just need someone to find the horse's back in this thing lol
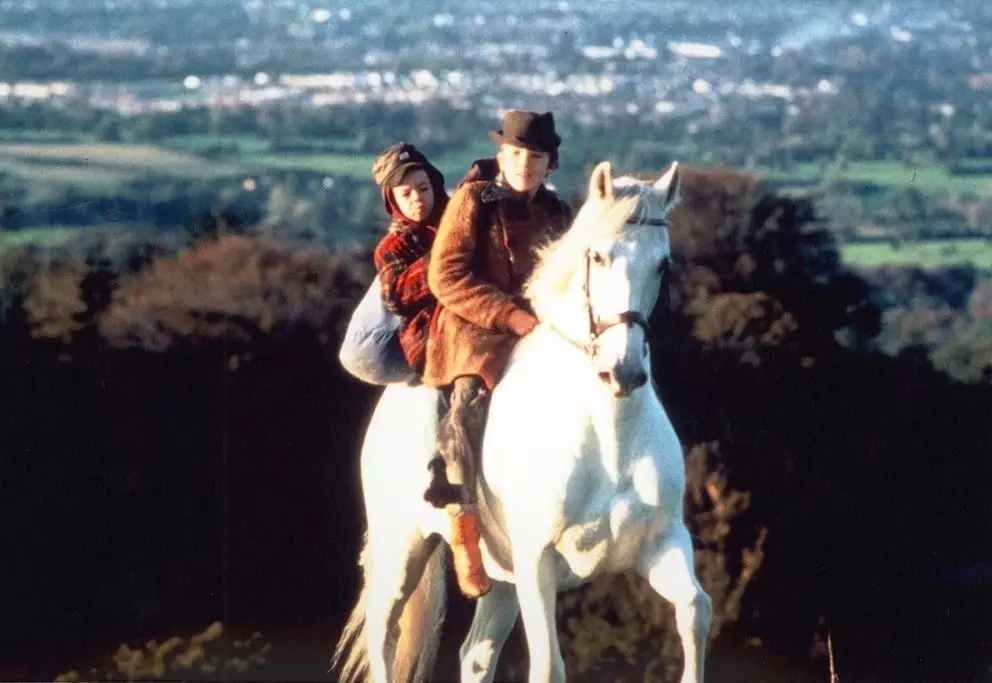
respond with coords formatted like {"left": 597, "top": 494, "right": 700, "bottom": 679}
{"left": 360, "top": 383, "right": 440, "bottom": 528}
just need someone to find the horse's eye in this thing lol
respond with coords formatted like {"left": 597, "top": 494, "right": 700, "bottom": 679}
{"left": 591, "top": 252, "right": 606, "bottom": 266}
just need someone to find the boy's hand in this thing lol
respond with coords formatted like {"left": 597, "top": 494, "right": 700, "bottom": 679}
{"left": 507, "top": 310, "right": 538, "bottom": 336}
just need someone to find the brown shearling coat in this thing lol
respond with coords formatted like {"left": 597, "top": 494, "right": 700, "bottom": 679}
{"left": 424, "top": 179, "right": 573, "bottom": 390}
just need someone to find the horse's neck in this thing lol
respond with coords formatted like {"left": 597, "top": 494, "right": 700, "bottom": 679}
{"left": 513, "top": 318, "right": 655, "bottom": 479}
{"left": 588, "top": 383, "right": 655, "bottom": 478}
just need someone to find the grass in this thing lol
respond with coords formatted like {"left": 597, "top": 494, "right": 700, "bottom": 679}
{"left": 0, "top": 142, "right": 245, "bottom": 181}
{"left": 763, "top": 161, "right": 992, "bottom": 197}
{"left": 162, "top": 134, "right": 271, "bottom": 155}
{"left": 0, "top": 157, "right": 133, "bottom": 189}
{"left": 0, "top": 226, "right": 86, "bottom": 250}
{"left": 0, "top": 224, "right": 173, "bottom": 253}
{"left": 242, "top": 140, "right": 498, "bottom": 182}
{"left": 0, "top": 142, "right": 199, "bottom": 165}
{"left": 0, "top": 135, "right": 504, "bottom": 188}
{"left": 429, "top": 140, "right": 495, "bottom": 181}
{"left": 832, "top": 161, "right": 992, "bottom": 196}
{"left": 0, "top": 129, "right": 91, "bottom": 142}
{"left": 243, "top": 152, "right": 374, "bottom": 177}
{"left": 841, "top": 237, "right": 992, "bottom": 270}
{"left": 1, "top": 136, "right": 987, "bottom": 274}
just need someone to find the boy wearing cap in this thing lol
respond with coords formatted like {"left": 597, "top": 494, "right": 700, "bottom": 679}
{"left": 421, "top": 111, "right": 574, "bottom": 598}
{"left": 339, "top": 142, "right": 449, "bottom": 382}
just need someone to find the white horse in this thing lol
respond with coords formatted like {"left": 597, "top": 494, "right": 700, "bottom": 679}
{"left": 333, "top": 161, "right": 712, "bottom": 683}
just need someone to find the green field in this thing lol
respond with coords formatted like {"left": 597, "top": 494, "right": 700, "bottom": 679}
{"left": 0, "top": 226, "right": 84, "bottom": 250}
{"left": 0, "top": 137, "right": 489, "bottom": 193}
{"left": 0, "top": 157, "right": 134, "bottom": 189}
{"left": 765, "top": 161, "right": 992, "bottom": 197}
{"left": 0, "top": 142, "right": 215, "bottom": 167}
{"left": 0, "top": 224, "right": 171, "bottom": 254}
{"left": 0, "top": 129, "right": 91, "bottom": 143}
{"left": 430, "top": 140, "right": 494, "bottom": 181}
{"left": 841, "top": 238, "right": 992, "bottom": 270}
{"left": 163, "top": 133, "right": 371, "bottom": 177}
{"left": 0, "top": 138, "right": 380, "bottom": 185}
{"left": 4, "top": 138, "right": 991, "bottom": 197}
{"left": 245, "top": 152, "right": 373, "bottom": 177}
{"left": 0, "top": 142, "right": 245, "bottom": 187}
{"left": 162, "top": 134, "right": 271, "bottom": 155}
{"left": 2, "top": 138, "right": 990, "bottom": 275}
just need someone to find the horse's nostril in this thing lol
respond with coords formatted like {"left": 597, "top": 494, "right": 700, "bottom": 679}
{"left": 598, "top": 371, "right": 612, "bottom": 385}
{"left": 633, "top": 371, "right": 647, "bottom": 387}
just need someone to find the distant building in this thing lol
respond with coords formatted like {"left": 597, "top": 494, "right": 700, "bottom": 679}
{"left": 969, "top": 74, "right": 992, "bottom": 91}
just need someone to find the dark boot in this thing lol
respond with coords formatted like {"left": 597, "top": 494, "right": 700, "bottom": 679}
{"left": 424, "top": 377, "right": 488, "bottom": 508}
{"left": 423, "top": 455, "right": 462, "bottom": 509}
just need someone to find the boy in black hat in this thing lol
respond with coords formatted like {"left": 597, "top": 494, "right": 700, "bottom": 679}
{"left": 420, "top": 110, "right": 573, "bottom": 598}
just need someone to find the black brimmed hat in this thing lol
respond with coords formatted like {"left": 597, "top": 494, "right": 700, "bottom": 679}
{"left": 488, "top": 110, "right": 562, "bottom": 161}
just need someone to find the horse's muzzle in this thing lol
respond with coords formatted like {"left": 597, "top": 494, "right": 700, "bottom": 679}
{"left": 598, "top": 367, "right": 648, "bottom": 397}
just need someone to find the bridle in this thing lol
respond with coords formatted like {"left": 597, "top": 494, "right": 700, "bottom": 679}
{"left": 551, "top": 210, "right": 670, "bottom": 359}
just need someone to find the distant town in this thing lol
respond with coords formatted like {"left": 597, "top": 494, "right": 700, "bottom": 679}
{"left": 1, "top": 0, "right": 990, "bottom": 130}
{"left": 1, "top": 0, "right": 991, "bottom": 251}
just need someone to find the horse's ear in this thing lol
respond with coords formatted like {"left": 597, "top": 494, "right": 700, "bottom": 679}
{"left": 654, "top": 161, "right": 681, "bottom": 207}
{"left": 589, "top": 161, "right": 614, "bottom": 202}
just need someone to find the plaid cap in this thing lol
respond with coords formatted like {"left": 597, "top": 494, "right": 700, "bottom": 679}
{"left": 372, "top": 142, "right": 431, "bottom": 188}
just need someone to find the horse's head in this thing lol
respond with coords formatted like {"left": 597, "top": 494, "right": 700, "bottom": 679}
{"left": 527, "top": 160, "right": 681, "bottom": 398}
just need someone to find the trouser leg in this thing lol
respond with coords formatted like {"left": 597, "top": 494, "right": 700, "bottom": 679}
{"left": 426, "top": 375, "right": 492, "bottom": 599}
{"left": 438, "top": 375, "right": 489, "bottom": 505}
{"left": 424, "top": 375, "right": 490, "bottom": 509}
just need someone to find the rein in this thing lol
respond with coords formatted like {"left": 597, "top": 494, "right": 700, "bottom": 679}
{"left": 548, "top": 212, "right": 668, "bottom": 358}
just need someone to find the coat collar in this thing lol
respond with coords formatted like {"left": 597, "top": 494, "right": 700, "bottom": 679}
{"left": 481, "top": 172, "right": 553, "bottom": 205}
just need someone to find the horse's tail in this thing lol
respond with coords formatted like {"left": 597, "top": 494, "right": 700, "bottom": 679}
{"left": 331, "top": 535, "right": 372, "bottom": 683}
{"left": 331, "top": 534, "right": 448, "bottom": 683}
{"left": 394, "top": 542, "right": 447, "bottom": 683}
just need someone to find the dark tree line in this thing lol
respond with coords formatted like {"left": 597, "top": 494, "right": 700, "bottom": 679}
{"left": 0, "top": 165, "right": 989, "bottom": 680}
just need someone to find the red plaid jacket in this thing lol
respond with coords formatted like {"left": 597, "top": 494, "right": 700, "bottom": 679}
{"left": 373, "top": 222, "right": 438, "bottom": 373}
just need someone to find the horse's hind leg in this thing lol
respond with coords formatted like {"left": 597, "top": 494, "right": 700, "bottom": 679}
{"left": 365, "top": 530, "right": 440, "bottom": 682}
{"left": 636, "top": 522, "right": 713, "bottom": 683}
{"left": 459, "top": 580, "right": 519, "bottom": 683}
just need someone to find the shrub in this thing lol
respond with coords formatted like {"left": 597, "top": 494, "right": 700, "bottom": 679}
{"left": 55, "top": 622, "right": 271, "bottom": 682}
{"left": 22, "top": 260, "right": 90, "bottom": 343}
{"left": 99, "top": 234, "right": 371, "bottom": 352}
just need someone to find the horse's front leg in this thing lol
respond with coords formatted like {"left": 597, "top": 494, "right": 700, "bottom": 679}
{"left": 514, "top": 545, "right": 565, "bottom": 683}
{"left": 459, "top": 580, "right": 519, "bottom": 683}
{"left": 636, "top": 522, "right": 712, "bottom": 683}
